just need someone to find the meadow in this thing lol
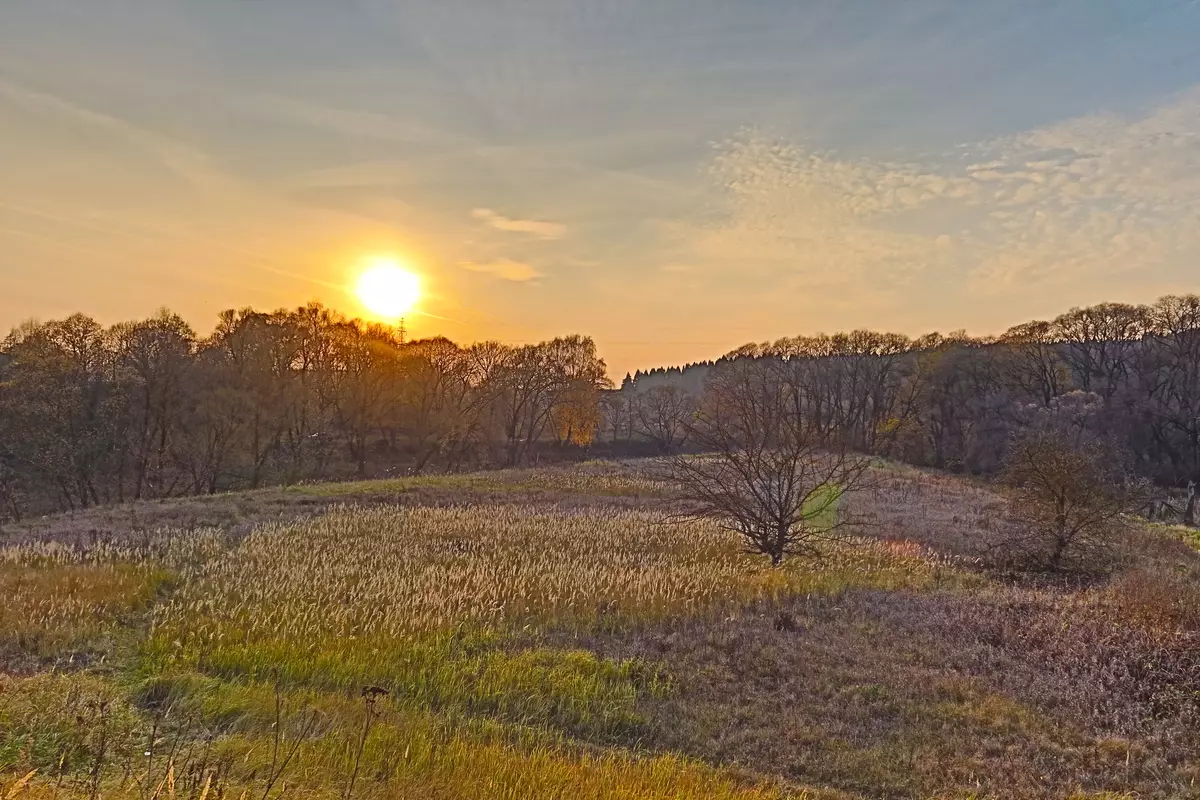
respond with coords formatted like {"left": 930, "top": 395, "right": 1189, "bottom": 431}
{"left": 2, "top": 461, "right": 1199, "bottom": 800}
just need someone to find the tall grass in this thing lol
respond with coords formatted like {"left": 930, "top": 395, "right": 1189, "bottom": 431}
{"left": 136, "top": 505, "right": 943, "bottom": 738}
{"left": 151, "top": 505, "right": 945, "bottom": 643}
{"left": 0, "top": 468, "right": 960, "bottom": 800}
{"left": 1, "top": 673, "right": 802, "bottom": 800}
{"left": 0, "top": 562, "right": 169, "bottom": 662}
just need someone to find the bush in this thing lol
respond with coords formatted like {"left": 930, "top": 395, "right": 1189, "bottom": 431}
{"left": 993, "top": 430, "right": 1150, "bottom": 572}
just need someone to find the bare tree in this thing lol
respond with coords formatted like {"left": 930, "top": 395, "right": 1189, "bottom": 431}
{"left": 1000, "top": 320, "right": 1067, "bottom": 407}
{"left": 668, "top": 359, "right": 871, "bottom": 566}
{"left": 995, "top": 429, "right": 1150, "bottom": 572}
{"left": 1053, "top": 302, "right": 1148, "bottom": 398}
{"left": 635, "top": 385, "right": 696, "bottom": 453}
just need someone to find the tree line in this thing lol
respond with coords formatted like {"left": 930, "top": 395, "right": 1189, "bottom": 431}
{"left": 603, "top": 294, "right": 1200, "bottom": 515}
{"left": 0, "top": 304, "right": 608, "bottom": 519}
{"left": 3, "top": 292, "right": 1198, "bottom": 524}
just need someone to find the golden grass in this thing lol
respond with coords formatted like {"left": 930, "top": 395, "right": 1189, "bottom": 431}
{"left": 0, "top": 673, "right": 806, "bottom": 800}
{"left": 131, "top": 505, "right": 948, "bottom": 736}
{"left": 0, "top": 562, "right": 167, "bottom": 659}
{"left": 151, "top": 505, "right": 946, "bottom": 645}
{"left": 0, "top": 467, "right": 961, "bottom": 800}
{"left": 2, "top": 751, "right": 794, "bottom": 800}
{"left": 2, "top": 770, "right": 36, "bottom": 800}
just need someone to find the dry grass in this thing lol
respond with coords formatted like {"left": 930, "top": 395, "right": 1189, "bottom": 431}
{"left": 295, "top": 461, "right": 668, "bottom": 500}
{"left": 0, "top": 562, "right": 168, "bottom": 670}
{"left": 582, "top": 583, "right": 1200, "bottom": 798}
{"left": 849, "top": 468, "right": 1006, "bottom": 561}
{"left": 151, "top": 505, "right": 947, "bottom": 641}
{"left": 2, "top": 459, "right": 1198, "bottom": 800}
{"left": 0, "top": 672, "right": 806, "bottom": 800}
{"left": 0, "top": 463, "right": 664, "bottom": 550}
{"left": 132, "top": 504, "right": 948, "bottom": 740}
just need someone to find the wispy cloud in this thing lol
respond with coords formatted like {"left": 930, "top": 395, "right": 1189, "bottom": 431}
{"left": 677, "top": 87, "right": 1200, "bottom": 299}
{"left": 0, "top": 75, "right": 231, "bottom": 191}
{"left": 461, "top": 258, "right": 541, "bottom": 282}
{"left": 471, "top": 208, "right": 566, "bottom": 240}
{"left": 668, "top": 131, "right": 959, "bottom": 293}
{"left": 963, "top": 89, "right": 1200, "bottom": 288}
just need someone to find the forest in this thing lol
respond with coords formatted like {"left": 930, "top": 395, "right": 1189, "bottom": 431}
{"left": 2, "top": 293, "right": 1198, "bottom": 521}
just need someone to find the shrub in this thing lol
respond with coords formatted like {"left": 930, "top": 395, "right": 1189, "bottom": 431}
{"left": 993, "top": 430, "right": 1150, "bottom": 572}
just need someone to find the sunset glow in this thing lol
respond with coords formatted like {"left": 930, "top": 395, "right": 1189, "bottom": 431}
{"left": 355, "top": 258, "right": 421, "bottom": 320}
{"left": 6, "top": 7, "right": 1200, "bottom": 798}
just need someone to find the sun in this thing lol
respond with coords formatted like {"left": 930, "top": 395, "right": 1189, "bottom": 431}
{"left": 354, "top": 257, "right": 421, "bottom": 319}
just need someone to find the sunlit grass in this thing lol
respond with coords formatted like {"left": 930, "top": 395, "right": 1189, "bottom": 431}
{"left": 150, "top": 505, "right": 946, "bottom": 642}
{"left": 0, "top": 562, "right": 169, "bottom": 660}
{"left": 0, "top": 466, "right": 964, "bottom": 800}
{"left": 1, "top": 673, "right": 801, "bottom": 800}
{"left": 123, "top": 504, "right": 951, "bottom": 739}
{"left": 139, "top": 639, "right": 662, "bottom": 739}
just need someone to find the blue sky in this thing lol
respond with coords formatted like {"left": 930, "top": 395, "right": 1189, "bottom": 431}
{"left": 2, "top": 1, "right": 1199, "bottom": 376}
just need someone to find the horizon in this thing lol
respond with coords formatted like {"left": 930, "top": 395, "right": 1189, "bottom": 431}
{"left": 3, "top": 287, "right": 1192, "bottom": 384}
{"left": 3, "top": 2, "right": 1200, "bottom": 379}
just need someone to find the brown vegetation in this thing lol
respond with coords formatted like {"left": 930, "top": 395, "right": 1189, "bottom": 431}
{"left": 0, "top": 307, "right": 608, "bottom": 518}
{"left": 667, "top": 359, "right": 872, "bottom": 565}
{"left": 608, "top": 295, "right": 1200, "bottom": 533}
{"left": 994, "top": 429, "right": 1151, "bottom": 572}
{"left": 3, "top": 458, "right": 1198, "bottom": 798}
{"left": 4, "top": 291, "right": 1200, "bottom": 799}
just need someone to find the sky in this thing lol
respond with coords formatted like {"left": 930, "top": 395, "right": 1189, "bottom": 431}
{"left": 1, "top": 1, "right": 1199, "bottom": 379}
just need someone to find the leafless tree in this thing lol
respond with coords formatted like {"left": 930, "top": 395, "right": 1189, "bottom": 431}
{"left": 994, "top": 429, "right": 1151, "bottom": 572}
{"left": 1053, "top": 302, "right": 1148, "bottom": 399}
{"left": 667, "top": 358, "right": 872, "bottom": 566}
{"left": 635, "top": 385, "right": 696, "bottom": 453}
{"left": 1000, "top": 320, "right": 1068, "bottom": 407}
{"left": 5, "top": 292, "right": 1200, "bottom": 522}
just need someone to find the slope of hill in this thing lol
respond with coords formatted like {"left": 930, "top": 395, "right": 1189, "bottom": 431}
{"left": 2, "top": 461, "right": 1198, "bottom": 800}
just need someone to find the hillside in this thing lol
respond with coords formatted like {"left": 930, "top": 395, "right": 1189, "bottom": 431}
{"left": 2, "top": 460, "right": 1199, "bottom": 800}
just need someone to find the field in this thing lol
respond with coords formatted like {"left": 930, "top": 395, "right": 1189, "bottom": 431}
{"left": 2, "top": 461, "right": 1199, "bottom": 800}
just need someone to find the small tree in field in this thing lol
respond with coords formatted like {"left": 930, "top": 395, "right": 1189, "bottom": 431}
{"left": 668, "top": 359, "right": 871, "bottom": 566}
{"left": 997, "top": 429, "right": 1150, "bottom": 572}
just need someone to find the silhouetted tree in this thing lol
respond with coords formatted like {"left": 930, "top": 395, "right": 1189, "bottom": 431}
{"left": 5, "top": 292, "right": 1200, "bottom": 523}
{"left": 635, "top": 385, "right": 696, "bottom": 453}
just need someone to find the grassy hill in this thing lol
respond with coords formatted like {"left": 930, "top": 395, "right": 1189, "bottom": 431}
{"left": 2, "top": 461, "right": 1198, "bottom": 799}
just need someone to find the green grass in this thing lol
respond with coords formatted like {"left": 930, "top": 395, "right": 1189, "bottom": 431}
{"left": 0, "top": 672, "right": 801, "bottom": 800}
{"left": 138, "top": 636, "right": 664, "bottom": 740}
{"left": 13, "top": 461, "right": 1146, "bottom": 800}
{"left": 0, "top": 561, "right": 173, "bottom": 662}
{"left": 289, "top": 463, "right": 670, "bottom": 499}
{"left": 133, "top": 503, "right": 946, "bottom": 743}
{"left": 0, "top": 673, "right": 141, "bottom": 773}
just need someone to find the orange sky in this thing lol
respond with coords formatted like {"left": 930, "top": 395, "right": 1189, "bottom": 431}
{"left": 3, "top": 3, "right": 1199, "bottom": 379}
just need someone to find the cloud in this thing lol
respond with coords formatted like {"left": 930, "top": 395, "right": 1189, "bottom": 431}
{"left": 471, "top": 208, "right": 566, "bottom": 240}
{"left": 677, "top": 88, "right": 1200, "bottom": 297}
{"left": 0, "top": 75, "right": 231, "bottom": 191}
{"left": 960, "top": 90, "right": 1200, "bottom": 288}
{"left": 669, "top": 131, "right": 963, "bottom": 292}
{"left": 461, "top": 258, "right": 541, "bottom": 282}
